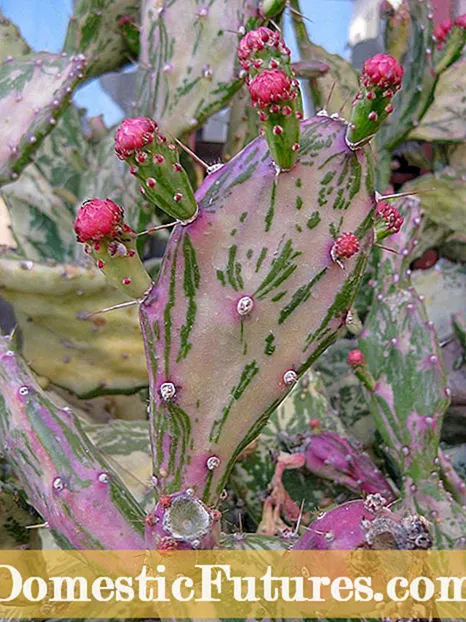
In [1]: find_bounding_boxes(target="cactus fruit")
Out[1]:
[303,430,395,501]
[114,117,198,222]
[74,198,152,299]
[346,53,404,149]
[0,336,145,549]
[295,494,431,551]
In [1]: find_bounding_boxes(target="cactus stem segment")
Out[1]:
[239,27,303,170]
[115,117,198,221]
[74,198,152,299]
[348,351,377,392]
[346,53,403,149]
[434,15,466,74]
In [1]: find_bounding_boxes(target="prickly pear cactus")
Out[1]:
[356,197,466,548]
[1,0,466,573]
[229,370,350,526]
[0,11,31,62]
[140,114,376,512]
[0,256,147,397]
[0,336,145,549]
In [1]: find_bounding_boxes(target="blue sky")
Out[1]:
[0,0,353,125]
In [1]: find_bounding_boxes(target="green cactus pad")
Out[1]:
[0,11,31,62]
[0,337,145,549]
[0,256,147,397]
[63,0,139,79]
[0,53,87,186]
[135,0,257,136]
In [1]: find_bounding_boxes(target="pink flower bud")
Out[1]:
[74,198,124,243]
[114,117,157,160]
[237,27,277,64]
[347,349,365,367]
[376,201,404,233]
[433,19,452,49]
[331,232,360,260]
[248,69,293,108]
[361,54,404,91]
[455,14,466,29]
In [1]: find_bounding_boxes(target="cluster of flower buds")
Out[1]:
[114,116,198,222]
[374,200,404,241]
[239,27,303,171]
[237,27,290,73]
[346,53,404,148]
[74,198,151,299]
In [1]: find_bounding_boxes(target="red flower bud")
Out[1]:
[74,198,124,243]
[237,27,278,64]
[114,116,157,160]
[347,349,365,367]
[361,54,404,91]
[376,201,404,234]
[248,69,293,108]
[433,19,452,49]
[331,232,360,261]
[455,14,466,29]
